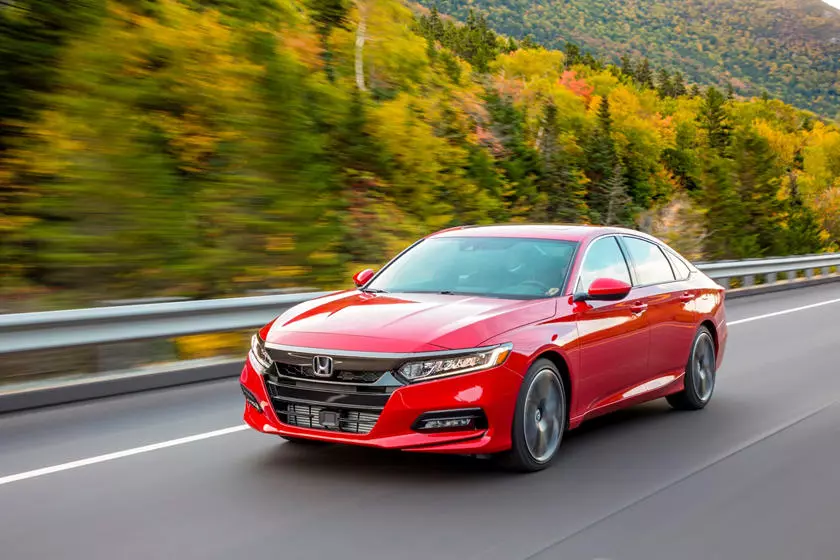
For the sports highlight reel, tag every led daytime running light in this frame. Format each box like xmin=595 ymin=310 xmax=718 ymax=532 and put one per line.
xmin=398 ymin=344 xmax=512 ymax=382
xmin=249 ymin=334 xmax=273 ymax=372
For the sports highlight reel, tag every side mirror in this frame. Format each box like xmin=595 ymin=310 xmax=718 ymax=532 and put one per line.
xmin=575 ymin=277 xmax=632 ymax=302
xmin=353 ymin=268 xmax=376 ymax=287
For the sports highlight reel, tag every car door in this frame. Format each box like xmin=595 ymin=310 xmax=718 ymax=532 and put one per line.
xmin=574 ymin=235 xmax=651 ymax=413
xmin=620 ymin=235 xmax=696 ymax=379
xmin=664 ymin=247 xmax=706 ymax=369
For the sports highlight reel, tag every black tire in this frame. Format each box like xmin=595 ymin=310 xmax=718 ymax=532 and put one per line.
xmin=667 ymin=326 xmax=717 ymax=411
xmin=497 ymin=358 xmax=567 ymax=472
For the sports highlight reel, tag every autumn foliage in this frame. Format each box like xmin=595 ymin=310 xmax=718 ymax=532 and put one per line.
xmin=0 ymin=0 xmax=838 ymax=309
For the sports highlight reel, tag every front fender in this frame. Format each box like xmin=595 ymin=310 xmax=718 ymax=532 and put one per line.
xmin=480 ymin=313 xmax=581 ymax=415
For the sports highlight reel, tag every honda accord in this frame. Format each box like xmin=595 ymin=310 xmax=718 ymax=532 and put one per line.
xmin=240 ymin=225 xmax=727 ymax=471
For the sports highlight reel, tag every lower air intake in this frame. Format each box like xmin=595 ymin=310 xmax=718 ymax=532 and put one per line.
xmin=283 ymin=404 xmax=380 ymax=435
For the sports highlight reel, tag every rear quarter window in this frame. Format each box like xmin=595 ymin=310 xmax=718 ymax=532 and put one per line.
xmin=622 ymin=236 xmax=676 ymax=286
xmin=667 ymin=252 xmax=692 ymax=280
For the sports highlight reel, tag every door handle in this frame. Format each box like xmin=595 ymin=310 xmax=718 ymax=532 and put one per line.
xmin=630 ymin=302 xmax=648 ymax=313
xmin=679 ymin=292 xmax=694 ymax=302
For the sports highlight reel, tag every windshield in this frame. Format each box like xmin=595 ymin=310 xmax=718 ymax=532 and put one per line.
xmin=366 ymin=236 xmax=578 ymax=299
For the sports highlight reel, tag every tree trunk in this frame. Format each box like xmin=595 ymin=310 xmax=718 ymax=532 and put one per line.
xmin=355 ymin=2 xmax=367 ymax=92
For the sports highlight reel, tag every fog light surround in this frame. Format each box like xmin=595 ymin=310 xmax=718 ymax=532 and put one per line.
xmin=241 ymin=384 xmax=263 ymax=413
xmin=412 ymin=408 xmax=488 ymax=432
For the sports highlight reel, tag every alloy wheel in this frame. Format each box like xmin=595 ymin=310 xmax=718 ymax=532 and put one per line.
xmin=523 ymin=369 xmax=564 ymax=463
xmin=692 ymin=332 xmax=716 ymax=403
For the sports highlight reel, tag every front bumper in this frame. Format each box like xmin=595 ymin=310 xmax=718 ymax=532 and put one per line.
xmin=239 ymin=357 xmax=522 ymax=454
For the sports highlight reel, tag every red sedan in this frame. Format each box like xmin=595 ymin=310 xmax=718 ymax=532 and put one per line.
xmin=240 ymin=225 xmax=727 ymax=471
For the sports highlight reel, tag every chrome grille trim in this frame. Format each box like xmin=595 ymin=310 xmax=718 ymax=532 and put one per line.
xmin=274 ymin=362 xmax=387 ymax=384
xmin=274 ymin=371 xmax=403 ymax=387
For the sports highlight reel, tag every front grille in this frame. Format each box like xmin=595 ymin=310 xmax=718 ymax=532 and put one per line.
xmin=265 ymin=377 xmax=392 ymax=435
xmin=275 ymin=362 xmax=383 ymax=384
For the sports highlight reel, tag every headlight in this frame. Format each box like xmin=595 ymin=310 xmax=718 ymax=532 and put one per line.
xmin=398 ymin=343 xmax=513 ymax=382
xmin=249 ymin=334 xmax=273 ymax=372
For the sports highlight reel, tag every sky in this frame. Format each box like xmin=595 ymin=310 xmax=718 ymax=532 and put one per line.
xmin=824 ymin=0 xmax=840 ymax=10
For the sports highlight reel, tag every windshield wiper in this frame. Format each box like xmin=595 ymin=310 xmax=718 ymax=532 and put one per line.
xmin=361 ymin=287 xmax=389 ymax=294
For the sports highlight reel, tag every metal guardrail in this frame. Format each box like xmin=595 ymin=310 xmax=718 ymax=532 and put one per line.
xmin=1 ymin=253 xmax=839 ymax=356
xmin=696 ymin=252 xmax=840 ymax=287
xmin=0 ymin=292 xmax=332 ymax=355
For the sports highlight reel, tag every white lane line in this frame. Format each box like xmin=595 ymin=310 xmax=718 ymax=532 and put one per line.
xmin=727 ymin=297 xmax=840 ymax=326
xmin=3 ymin=295 xmax=840 ymax=488
xmin=0 ymin=425 xmax=248 ymax=487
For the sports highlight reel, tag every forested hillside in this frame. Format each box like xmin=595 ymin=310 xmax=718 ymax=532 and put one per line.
xmin=419 ymin=0 xmax=840 ymax=118
xmin=1 ymin=0 xmax=839 ymax=309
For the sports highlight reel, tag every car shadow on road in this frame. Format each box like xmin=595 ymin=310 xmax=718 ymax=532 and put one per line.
xmin=248 ymin=400 xmax=681 ymax=482
xmin=566 ymin=400 xmax=674 ymax=440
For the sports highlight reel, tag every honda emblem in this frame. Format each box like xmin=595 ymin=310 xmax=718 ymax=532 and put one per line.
xmin=312 ymin=356 xmax=334 ymax=377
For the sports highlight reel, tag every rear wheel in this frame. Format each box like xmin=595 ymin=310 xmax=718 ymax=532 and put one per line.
xmin=667 ymin=326 xmax=716 ymax=411
xmin=498 ymin=359 xmax=567 ymax=472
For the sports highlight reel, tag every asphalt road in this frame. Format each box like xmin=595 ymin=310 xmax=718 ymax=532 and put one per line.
xmin=2 ymin=284 xmax=840 ymax=560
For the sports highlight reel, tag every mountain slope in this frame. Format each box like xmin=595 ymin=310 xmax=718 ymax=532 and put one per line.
xmin=419 ymin=0 xmax=840 ymax=117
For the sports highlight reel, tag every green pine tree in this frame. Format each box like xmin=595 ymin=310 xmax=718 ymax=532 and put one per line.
xmin=585 ymin=96 xmax=618 ymax=221
xmin=662 ymin=122 xmax=699 ymax=191
xmin=619 ymin=55 xmax=635 ymax=80
xmin=783 ymin=189 xmax=824 ymax=255
xmin=428 ymin=5 xmax=445 ymax=41
xmin=635 ymin=58 xmax=654 ymax=89
xmin=535 ymin=101 xmax=588 ymax=222
xmin=732 ymin=130 xmax=786 ymax=255
xmin=656 ymin=68 xmax=673 ymax=98
xmin=672 ymin=71 xmax=688 ymax=97
xmin=699 ymin=155 xmax=759 ymax=260
xmin=485 ymin=90 xmax=541 ymax=218
xmin=564 ymin=42 xmax=582 ymax=67
xmin=520 ymin=34 xmax=537 ymax=49
xmin=697 ymin=87 xmax=732 ymax=153
xmin=581 ymin=52 xmax=597 ymax=69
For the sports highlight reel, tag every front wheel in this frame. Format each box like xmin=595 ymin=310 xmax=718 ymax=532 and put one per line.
xmin=497 ymin=359 xmax=567 ymax=472
xmin=667 ymin=326 xmax=717 ymax=411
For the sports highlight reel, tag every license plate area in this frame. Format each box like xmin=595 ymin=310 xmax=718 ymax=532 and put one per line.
xmin=319 ymin=409 xmax=340 ymax=429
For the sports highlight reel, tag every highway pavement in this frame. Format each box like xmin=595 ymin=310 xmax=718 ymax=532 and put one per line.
xmin=2 ymin=283 xmax=840 ymax=559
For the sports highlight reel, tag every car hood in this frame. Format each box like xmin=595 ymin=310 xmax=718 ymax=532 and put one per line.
xmin=263 ymin=291 xmax=556 ymax=353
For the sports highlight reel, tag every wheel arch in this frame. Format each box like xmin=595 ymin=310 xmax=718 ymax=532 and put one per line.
xmin=531 ymin=350 xmax=573 ymax=422
xmin=700 ymin=319 xmax=718 ymax=354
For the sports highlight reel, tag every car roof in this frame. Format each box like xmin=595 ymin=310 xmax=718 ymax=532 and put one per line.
xmin=428 ymin=224 xmax=659 ymax=244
